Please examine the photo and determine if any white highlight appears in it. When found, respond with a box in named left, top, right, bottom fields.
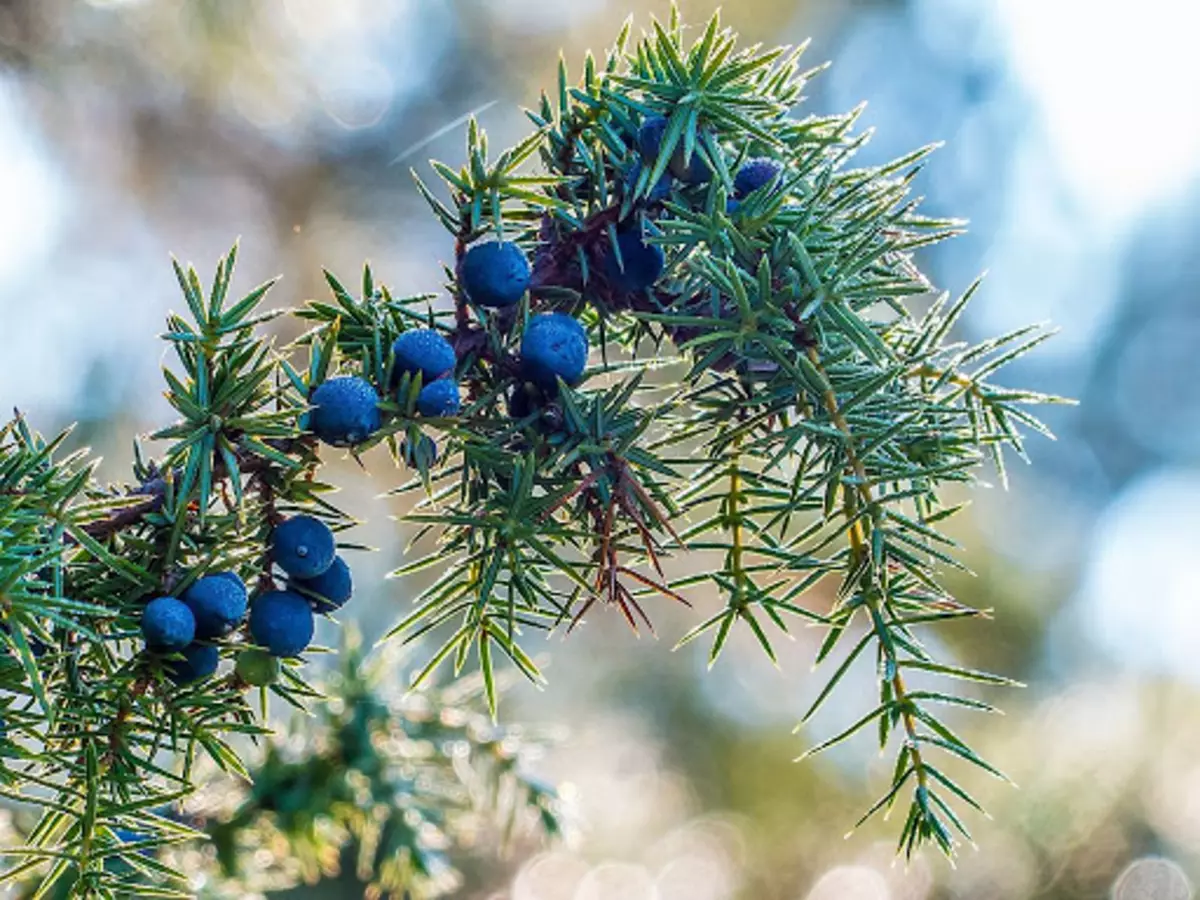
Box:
left=996, top=0, right=1200, bottom=224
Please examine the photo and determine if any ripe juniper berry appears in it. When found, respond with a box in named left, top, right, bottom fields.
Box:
left=166, top=643, right=219, bottom=685
left=521, top=313, right=589, bottom=389
left=636, top=113, right=669, bottom=159
left=182, top=573, right=248, bottom=639
left=670, top=145, right=713, bottom=185
left=141, top=596, right=196, bottom=651
left=603, top=228, right=666, bottom=294
left=733, top=157, right=783, bottom=197
left=249, top=590, right=315, bottom=657
left=460, top=240, right=531, bottom=308
left=307, top=375, right=381, bottom=447
left=271, top=515, right=336, bottom=580
left=289, top=554, right=353, bottom=614
left=624, top=159, right=672, bottom=203
left=391, top=329, right=456, bottom=384
left=416, top=379, right=461, bottom=417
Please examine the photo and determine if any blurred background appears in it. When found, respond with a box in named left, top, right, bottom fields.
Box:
left=2, top=0, right=1198, bottom=897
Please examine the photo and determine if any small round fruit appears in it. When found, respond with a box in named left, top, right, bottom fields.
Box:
left=603, top=229, right=666, bottom=294
left=271, top=515, right=336, bottom=580
left=391, top=329, right=456, bottom=384
left=520, top=313, right=589, bottom=389
left=624, top=159, right=672, bottom=202
left=181, top=574, right=248, bottom=640
left=249, top=591, right=315, bottom=658
left=141, top=596, right=196, bottom=651
left=416, top=379, right=461, bottom=417
left=235, top=648, right=280, bottom=686
left=308, top=376, right=381, bottom=447
left=211, top=571, right=246, bottom=591
left=290, top=555, right=353, bottom=614
left=734, top=157, right=783, bottom=197
left=508, top=382, right=543, bottom=420
left=166, top=643, right=220, bottom=685
left=670, top=146, right=713, bottom=185
left=460, top=241, right=531, bottom=308
left=637, top=114, right=669, bottom=159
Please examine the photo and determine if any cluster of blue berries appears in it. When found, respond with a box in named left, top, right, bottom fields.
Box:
left=391, top=327, right=462, bottom=419
left=304, top=329, right=465, bottom=454
left=140, top=514, right=354, bottom=687
left=458, top=239, right=591, bottom=422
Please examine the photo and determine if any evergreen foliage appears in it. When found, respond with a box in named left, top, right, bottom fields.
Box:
left=0, top=8, right=1067, bottom=896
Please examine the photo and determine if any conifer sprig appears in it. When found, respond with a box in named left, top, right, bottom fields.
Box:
left=0, top=8, right=1066, bottom=890
left=385, top=7, right=1070, bottom=858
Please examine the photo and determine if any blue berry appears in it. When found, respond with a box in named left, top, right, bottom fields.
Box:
left=521, top=313, right=589, bottom=389
left=271, top=515, right=336, bottom=580
left=141, top=596, right=196, bottom=651
left=211, top=571, right=246, bottom=591
left=726, top=198, right=741, bottom=216
left=638, top=114, right=713, bottom=185
left=508, top=382, right=543, bottom=420
left=670, top=146, right=713, bottom=185
left=308, top=376, right=381, bottom=447
left=166, top=643, right=219, bottom=685
left=461, top=241, right=531, bottom=308
left=392, top=329, right=456, bottom=384
left=417, top=379, right=461, bottom=417
left=249, top=591, right=315, bottom=657
left=734, top=157, right=783, bottom=197
left=624, top=160, right=672, bottom=202
left=182, top=574, right=248, bottom=639
left=603, top=229, right=666, bottom=294
left=290, top=555, right=353, bottom=614
left=637, top=114, right=669, bottom=159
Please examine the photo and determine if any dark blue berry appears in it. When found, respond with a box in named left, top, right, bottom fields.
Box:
left=734, top=157, right=783, bottom=197
left=249, top=590, right=315, bottom=657
left=417, top=380, right=461, bottom=417
left=182, top=574, right=248, bottom=639
left=521, top=313, right=589, bottom=389
left=141, top=596, right=196, bottom=651
left=308, top=376, right=381, bottom=447
left=637, top=114, right=669, bottom=159
left=670, top=146, right=713, bottom=185
left=211, top=571, right=246, bottom=592
left=392, top=329, right=456, bottom=384
left=290, top=555, right=353, bottom=614
left=639, top=114, right=714, bottom=185
left=603, top=229, right=666, bottom=294
left=624, top=159, right=672, bottom=202
left=508, top=382, right=543, bottom=420
left=461, top=241, right=531, bottom=308
left=726, top=198, right=741, bottom=216
left=271, top=515, right=336, bottom=580
left=166, top=643, right=219, bottom=685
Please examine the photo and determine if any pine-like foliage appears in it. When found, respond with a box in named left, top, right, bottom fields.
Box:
left=0, top=9, right=1067, bottom=896
left=384, top=8, right=1068, bottom=859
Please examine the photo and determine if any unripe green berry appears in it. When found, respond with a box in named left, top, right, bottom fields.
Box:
left=235, top=648, right=280, bottom=686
